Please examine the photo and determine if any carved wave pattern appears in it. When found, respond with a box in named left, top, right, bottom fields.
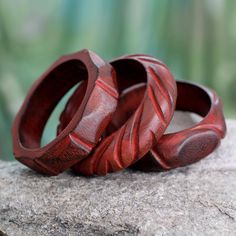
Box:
left=74, top=55, right=176, bottom=175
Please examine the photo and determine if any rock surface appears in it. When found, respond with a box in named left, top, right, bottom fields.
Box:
left=0, top=112, right=236, bottom=236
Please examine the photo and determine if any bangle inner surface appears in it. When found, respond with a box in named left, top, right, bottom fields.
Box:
left=176, top=82, right=211, bottom=117
left=19, top=60, right=88, bottom=149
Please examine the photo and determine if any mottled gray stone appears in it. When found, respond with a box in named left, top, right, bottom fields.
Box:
left=0, top=112, right=236, bottom=236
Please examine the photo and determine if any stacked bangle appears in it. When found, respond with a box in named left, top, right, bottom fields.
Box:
left=106, top=81, right=226, bottom=171
left=58, top=54, right=177, bottom=175
left=12, top=50, right=118, bottom=175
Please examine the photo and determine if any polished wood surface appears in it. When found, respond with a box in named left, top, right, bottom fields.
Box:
left=12, top=50, right=118, bottom=175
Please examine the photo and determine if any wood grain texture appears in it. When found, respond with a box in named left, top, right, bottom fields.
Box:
left=12, top=49, right=118, bottom=175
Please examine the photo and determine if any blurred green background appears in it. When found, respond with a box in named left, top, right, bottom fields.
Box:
left=0, top=0, right=235, bottom=160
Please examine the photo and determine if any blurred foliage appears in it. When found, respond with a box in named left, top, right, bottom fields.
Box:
left=0, top=0, right=235, bottom=160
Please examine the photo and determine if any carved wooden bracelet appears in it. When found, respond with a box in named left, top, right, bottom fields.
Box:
left=12, top=49, right=118, bottom=175
left=108, top=81, right=226, bottom=171
left=58, top=55, right=177, bottom=175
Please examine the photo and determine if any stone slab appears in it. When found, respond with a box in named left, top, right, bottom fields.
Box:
left=0, top=112, right=235, bottom=235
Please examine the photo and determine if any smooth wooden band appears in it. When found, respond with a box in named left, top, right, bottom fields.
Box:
left=12, top=50, right=118, bottom=175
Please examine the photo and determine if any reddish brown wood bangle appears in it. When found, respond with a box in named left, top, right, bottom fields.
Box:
left=109, top=81, right=226, bottom=171
left=58, top=55, right=177, bottom=175
left=12, top=49, right=118, bottom=175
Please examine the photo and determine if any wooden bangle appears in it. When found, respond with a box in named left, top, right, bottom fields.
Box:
left=58, top=55, right=177, bottom=175
left=108, top=81, right=227, bottom=171
left=12, top=49, right=118, bottom=175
